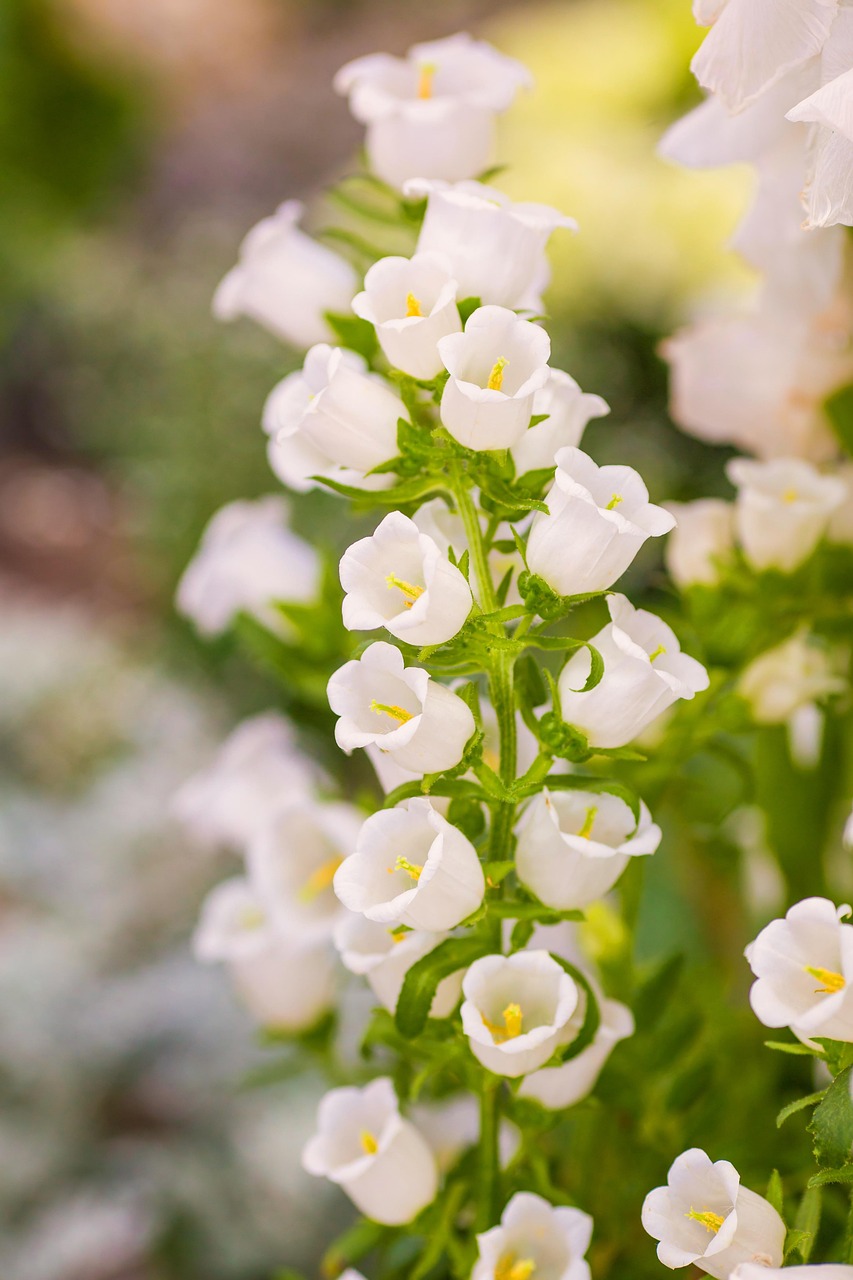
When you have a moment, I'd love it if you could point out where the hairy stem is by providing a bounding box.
[453,473,498,613]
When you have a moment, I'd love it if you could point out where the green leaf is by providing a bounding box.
[784,1229,813,1263]
[809,1065,853,1168]
[486,900,585,923]
[825,382,853,456]
[633,954,685,1032]
[516,653,548,708]
[809,1166,853,1187]
[765,1039,824,1057]
[792,1185,821,1264]
[776,1090,827,1129]
[321,1218,388,1278]
[547,954,601,1064]
[396,937,493,1038]
[323,309,380,361]
[457,295,482,324]
[483,860,515,885]
[317,473,448,506]
[766,1169,784,1218]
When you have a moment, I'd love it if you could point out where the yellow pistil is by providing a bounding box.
[782,488,799,503]
[389,855,423,882]
[405,292,423,318]
[577,806,598,839]
[805,964,845,994]
[360,1130,379,1155]
[686,1208,725,1235]
[482,1002,524,1043]
[648,644,667,662]
[370,700,413,724]
[386,573,425,609]
[417,61,436,99]
[487,357,509,391]
[298,857,342,904]
[496,1254,536,1280]
[239,905,266,930]
[605,493,623,510]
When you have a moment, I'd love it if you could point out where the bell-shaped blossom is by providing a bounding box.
[461,950,579,1078]
[664,499,735,588]
[788,66,853,227]
[302,1077,438,1224]
[474,1191,593,1280]
[515,789,661,911]
[246,799,362,941]
[352,252,462,379]
[408,178,576,309]
[512,370,610,476]
[327,641,475,775]
[334,797,485,931]
[526,447,675,596]
[734,1268,853,1279]
[643,1149,785,1278]
[520,996,634,1110]
[738,632,845,725]
[726,457,845,572]
[340,511,472,646]
[334,34,531,190]
[559,595,709,749]
[333,915,463,1017]
[173,713,322,850]
[411,1096,520,1173]
[438,306,551,450]
[194,878,336,1031]
[213,200,357,349]
[745,896,853,1041]
[176,496,320,638]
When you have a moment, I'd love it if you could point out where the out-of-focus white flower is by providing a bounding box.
[664,499,735,588]
[738,633,845,724]
[408,179,576,309]
[526,447,674,596]
[438,305,551,450]
[519,996,634,1110]
[334,797,484,931]
[473,1191,593,1280]
[213,200,357,349]
[334,33,531,190]
[512,370,610,476]
[559,595,709,749]
[461,950,579,1078]
[352,252,462,378]
[828,463,853,543]
[302,1077,438,1224]
[410,1096,520,1172]
[788,66,853,227]
[173,713,320,850]
[726,457,845,572]
[745,896,853,1041]
[412,498,526,608]
[193,878,336,1031]
[734,1267,853,1279]
[327,641,476,775]
[176,497,320,638]
[844,802,853,849]
[246,800,362,940]
[643,1148,785,1278]
[333,915,462,1017]
[339,511,472,646]
[515,789,660,911]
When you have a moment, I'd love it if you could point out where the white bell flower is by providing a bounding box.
[738,633,845,724]
[339,511,472,646]
[176,496,320,638]
[327,641,476,775]
[664,499,735,588]
[333,797,485,931]
[213,200,357,349]
[526,447,675,596]
[333,915,463,1017]
[461,950,580,1078]
[515,789,661,911]
[726,457,845,572]
[788,66,853,227]
[302,1077,439,1225]
[559,595,710,749]
[511,370,610,476]
[745,896,853,1041]
[352,252,462,378]
[408,178,577,309]
[173,713,320,849]
[334,33,531,190]
[411,1095,520,1172]
[519,996,635,1110]
[734,1267,853,1279]
[643,1148,786,1278]
[246,799,363,941]
[438,305,551,451]
[473,1191,593,1280]
[193,877,336,1031]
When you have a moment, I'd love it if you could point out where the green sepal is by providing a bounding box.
[547,954,601,1064]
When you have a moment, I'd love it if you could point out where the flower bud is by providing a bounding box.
[333,915,462,1017]
[474,1191,593,1280]
[664,499,735,588]
[461,950,579,1077]
[726,457,845,573]
[352,252,462,378]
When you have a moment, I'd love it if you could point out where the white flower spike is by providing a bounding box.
[473,1191,593,1280]
[726,457,845,573]
[352,252,462,379]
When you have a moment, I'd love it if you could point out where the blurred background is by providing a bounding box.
[0,0,765,1277]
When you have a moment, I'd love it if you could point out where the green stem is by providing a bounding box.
[453,473,498,613]
[477,1080,501,1230]
[489,648,518,862]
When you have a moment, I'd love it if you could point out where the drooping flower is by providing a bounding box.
[473,1191,593,1280]
[333,797,485,931]
[738,632,845,725]
[334,33,531,190]
[664,499,735,588]
[213,200,356,349]
[745,896,853,1041]
[519,995,634,1110]
[642,1148,786,1278]
[461,950,580,1078]
[339,511,472,646]
[511,370,610,477]
[726,457,846,572]
[175,497,320,638]
[333,915,463,1017]
[515,789,661,911]
[302,1077,439,1224]
[351,252,462,378]
[526,447,675,597]
[327,641,476,775]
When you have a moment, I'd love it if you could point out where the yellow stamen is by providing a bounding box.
[782,488,799,503]
[239,906,265,930]
[386,573,425,609]
[370,700,413,724]
[360,1130,378,1155]
[487,357,509,391]
[805,965,845,994]
[577,806,598,839]
[417,62,436,99]
[606,493,623,510]
[496,1255,536,1280]
[649,644,667,662]
[482,1002,524,1043]
[298,857,342,903]
[405,292,423,318]
[686,1209,725,1235]
[389,855,423,882]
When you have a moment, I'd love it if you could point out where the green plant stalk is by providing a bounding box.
[477,1079,502,1231]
